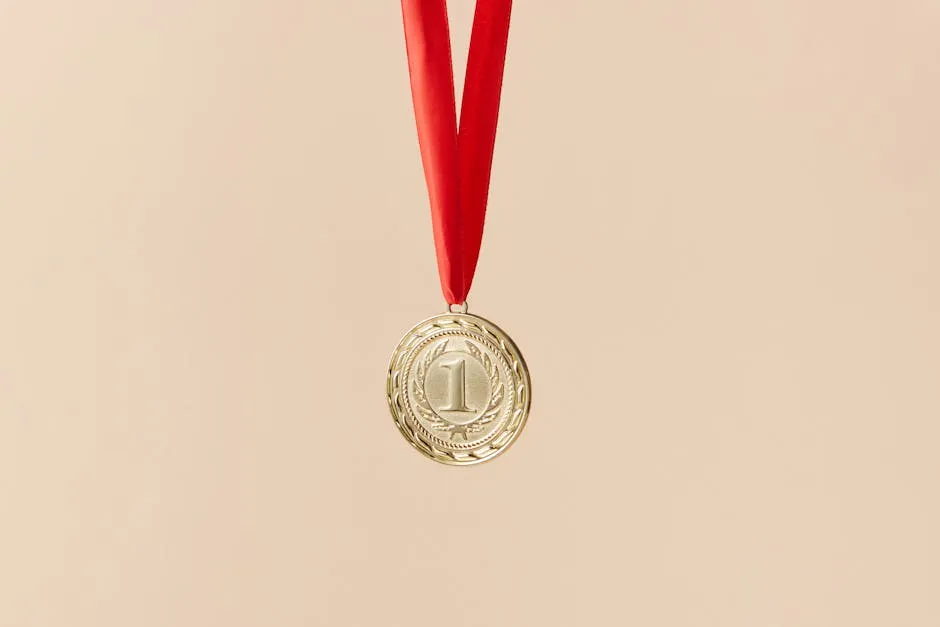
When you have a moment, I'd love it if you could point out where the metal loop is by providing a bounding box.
[447,301,469,314]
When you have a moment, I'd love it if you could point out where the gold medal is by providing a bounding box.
[387,307,531,465]
[395,3,526,463]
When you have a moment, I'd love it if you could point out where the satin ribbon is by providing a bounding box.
[401,0,512,305]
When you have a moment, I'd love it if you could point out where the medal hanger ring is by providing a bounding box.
[448,302,469,314]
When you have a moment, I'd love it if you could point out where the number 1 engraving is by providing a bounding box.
[439,357,474,412]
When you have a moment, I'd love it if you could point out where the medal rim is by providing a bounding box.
[387,311,532,466]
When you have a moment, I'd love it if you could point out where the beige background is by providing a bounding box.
[2,1,939,625]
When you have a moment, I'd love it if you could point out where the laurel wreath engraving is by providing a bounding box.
[411,339,450,431]
[411,339,504,440]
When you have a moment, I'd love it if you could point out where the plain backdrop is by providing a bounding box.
[1,1,939,626]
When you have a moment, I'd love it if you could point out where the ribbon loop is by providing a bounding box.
[401,0,512,305]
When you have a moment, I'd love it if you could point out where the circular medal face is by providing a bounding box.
[387,312,531,465]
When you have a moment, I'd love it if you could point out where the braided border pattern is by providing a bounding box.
[387,313,531,466]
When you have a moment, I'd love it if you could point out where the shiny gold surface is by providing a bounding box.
[387,312,531,465]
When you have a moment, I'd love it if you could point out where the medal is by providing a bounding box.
[387,0,531,465]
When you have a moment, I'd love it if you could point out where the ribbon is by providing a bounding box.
[401,0,512,305]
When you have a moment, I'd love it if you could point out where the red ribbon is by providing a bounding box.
[401,0,512,305]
